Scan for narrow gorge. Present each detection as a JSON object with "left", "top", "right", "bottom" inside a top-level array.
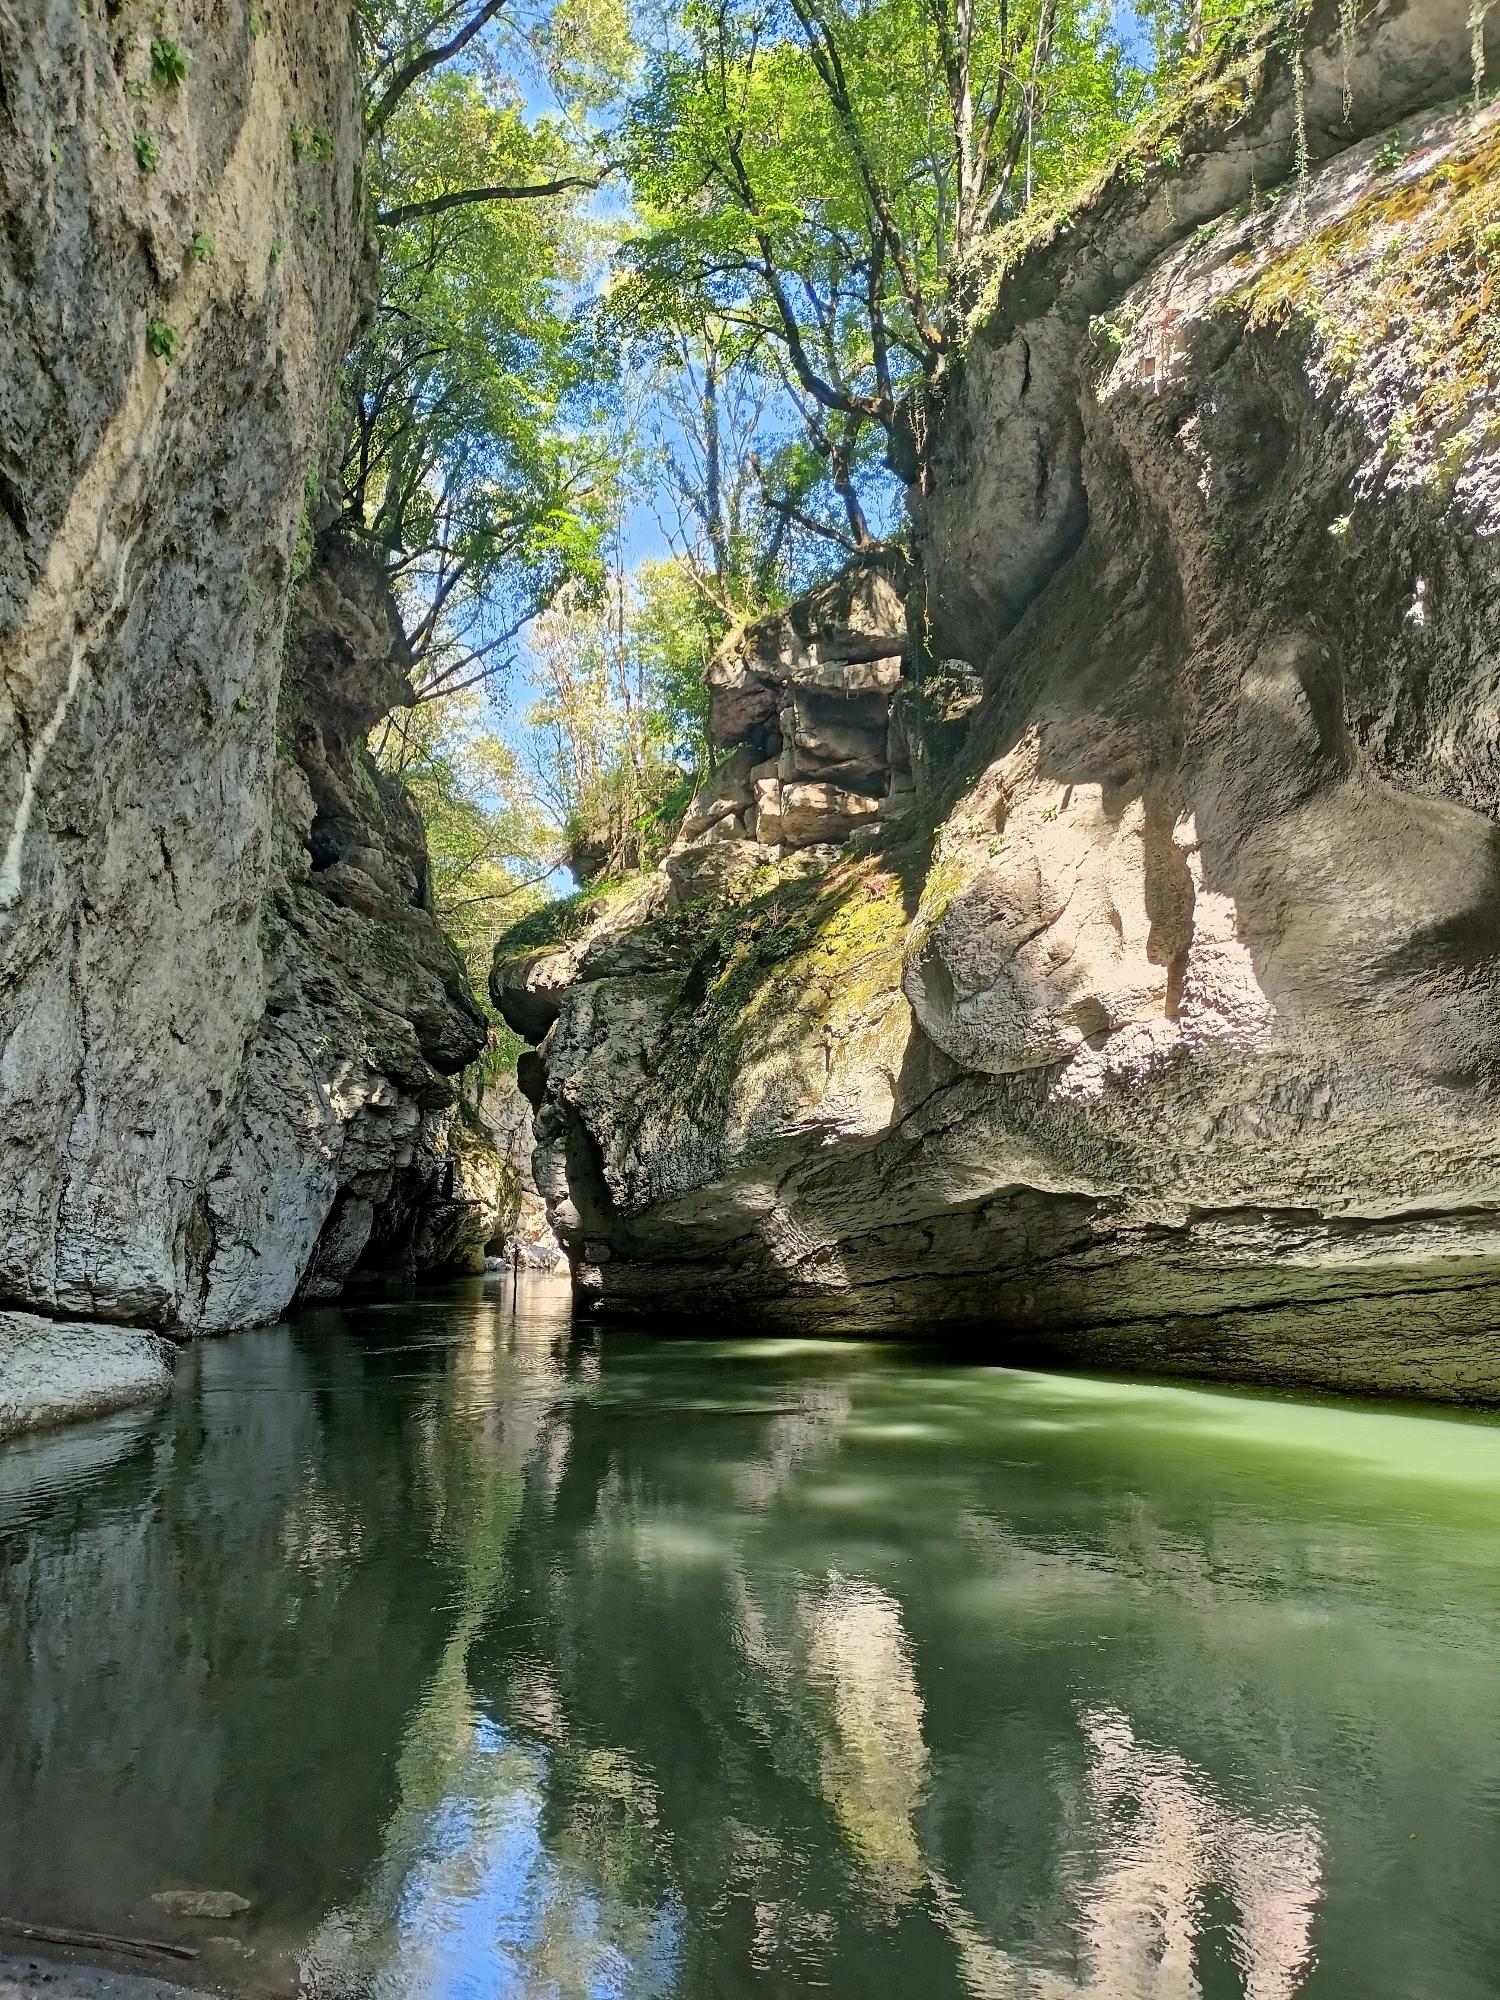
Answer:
[
  {"left": 5, "top": 0, "right": 1500, "bottom": 1432},
  {"left": 6, "top": 4, "right": 1500, "bottom": 1996}
]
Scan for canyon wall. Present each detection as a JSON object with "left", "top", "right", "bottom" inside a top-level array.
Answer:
[
  {"left": 498, "top": 0, "right": 1500, "bottom": 1400},
  {"left": 0, "top": 0, "right": 508, "bottom": 1431}
]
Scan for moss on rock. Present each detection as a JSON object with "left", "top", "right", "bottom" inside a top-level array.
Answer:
[
  {"left": 1226, "top": 118, "right": 1500, "bottom": 442},
  {"left": 492, "top": 875, "right": 642, "bottom": 962},
  {"left": 647, "top": 856, "right": 913, "bottom": 1120}
]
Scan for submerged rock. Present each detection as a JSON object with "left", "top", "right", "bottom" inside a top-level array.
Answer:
[
  {"left": 149, "top": 1890, "right": 250, "bottom": 1921},
  {"left": 0, "top": 1966, "right": 207, "bottom": 2000}
]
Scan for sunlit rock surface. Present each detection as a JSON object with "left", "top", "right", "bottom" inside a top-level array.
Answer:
[
  {"left": 0, "top": 0, "right": 363, "bottom": 1352},
  {"left": 690, "top": 556, "right": 913, "bottom": 854},
  {"left": 496, "top": 0, "right": 1500, "bottom": 1397}
]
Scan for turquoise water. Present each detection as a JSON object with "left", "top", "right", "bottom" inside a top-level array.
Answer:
[{"left": 2, "top": 1276, "right": 1499, "bottom": 1998}]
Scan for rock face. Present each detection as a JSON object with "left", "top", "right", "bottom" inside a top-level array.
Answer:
[
  {"left": 482, "top": 1074, "right": 564, "bottom": 1268},
  {"left": 196, "top": 533, "right": 493, "bottom": 1322},
  {"left": 0, "top": 0, "right": 499, "bottom": 1427},
  {"left": 0, "top": 0, "right": 364, "bottom": 1336},
  {"left": 683, "top": 556, "right": 912, "bottom": 861},
  {"left": 499, "top": 0, "right": 1500, "bottom": 1401}
]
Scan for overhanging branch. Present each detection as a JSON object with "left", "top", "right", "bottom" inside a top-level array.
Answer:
[
  {"left": 377, "top": 169, "right": 610, "bottom": 227},
  {"left": 366, "top": 0, "right": 512, "bottom": 135}
]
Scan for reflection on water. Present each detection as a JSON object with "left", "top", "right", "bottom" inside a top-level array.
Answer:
[{"left": 2, "top": 1280, "right": 1500, "bottom": 1998}]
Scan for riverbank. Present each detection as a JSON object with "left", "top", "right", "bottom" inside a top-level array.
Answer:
[{"left": 0, "top": 1956, "right": 226, "bottom": 1999}]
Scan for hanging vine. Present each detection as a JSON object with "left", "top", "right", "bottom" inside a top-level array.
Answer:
[
  {"left": 1286, "top": 0, "right": 1314, "bottom": 218},
  {"left": 1338, "top": 0, "right": 1357, "bottom": 120}
]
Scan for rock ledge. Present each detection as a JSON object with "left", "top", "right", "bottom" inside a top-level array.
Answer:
[{"left": 0, "top": 1313, "right": 172, "bottom": 1440}]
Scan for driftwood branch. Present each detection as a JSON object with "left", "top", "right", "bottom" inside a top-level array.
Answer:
[{"left": 0, "top": 1913, "right": 199, "bottom": 1964}]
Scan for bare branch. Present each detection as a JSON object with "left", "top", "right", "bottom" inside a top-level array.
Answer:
[{"left": 377, "top": 168, "right": 611, "bottom": 227}]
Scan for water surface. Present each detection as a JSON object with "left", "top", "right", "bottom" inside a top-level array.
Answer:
[{"left": 2, "top": 1278, "right": 1499, "bottom": 1998}]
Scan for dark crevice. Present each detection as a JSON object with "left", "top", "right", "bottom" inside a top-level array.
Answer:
[{"left": 0, "top": 464, "right": 26, "bottom": 539}]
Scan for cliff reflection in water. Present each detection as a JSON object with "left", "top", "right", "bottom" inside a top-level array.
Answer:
[{"left": 1, "top": 1281, "right": 1498, "bottom": 1999}]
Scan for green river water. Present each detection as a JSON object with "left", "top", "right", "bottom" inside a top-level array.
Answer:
[{"left": 1, "top": 1275, "right": 1499, "bottom": 1998}]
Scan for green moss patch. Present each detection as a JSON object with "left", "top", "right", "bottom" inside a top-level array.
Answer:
[
  {"left": 491, "top": 875, "right": 640, "bottom": 961},
  {"left": 645, "top": 858, "right": 912, "bottom": 1116},
  {"left": 1225, "top": 121, "right": 1500, "bottom": 439},
  {"left": 961, "top": 4, "right": 1294, "bottom": 342}
]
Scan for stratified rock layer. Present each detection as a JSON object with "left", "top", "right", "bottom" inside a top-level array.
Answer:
[{"left": 499, "top": 0, "right": 1500, "bottom": 1400}]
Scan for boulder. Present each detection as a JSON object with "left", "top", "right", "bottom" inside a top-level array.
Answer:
[
  {"left": 778, "top": 783, "right": 883, "bottom": 848},
  {"left": 0, "top": 1314, "right": 173, "bottom": 1440},
  {"left": 753, "top": 778, "right": 785, "bottom": 847}
]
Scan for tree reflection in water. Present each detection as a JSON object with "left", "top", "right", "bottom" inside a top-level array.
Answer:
[
  {"left": 303, "top": 1306, "right": 682, "bottom": 1998},
  {"left": 3, "top": 1285, "right": 1499, "bottom": 1999},
  {"left": 299, "top": 1301, "right": 1328, "bottom": 2000}
]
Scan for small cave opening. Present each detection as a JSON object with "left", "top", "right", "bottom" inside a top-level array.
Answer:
[{"left": 307, "top": 807, "right": 345, "bottom": 873}]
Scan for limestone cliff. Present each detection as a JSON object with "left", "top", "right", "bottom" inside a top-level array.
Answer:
[
  {"left": 200, "top": 529, "right": 498, "bottom": 1322},
  {"left": 0, "top": 0, "right": 502, "bottom": 1425},
  {"left": 497, "top": 0, "right": 1500, "bottom": 1401}
]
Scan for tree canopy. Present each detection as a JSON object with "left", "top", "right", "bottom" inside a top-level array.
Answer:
[
  {"left": 339, "top": 0, "right": 1300, "bottom": 1061},
  {"left": 616, "top": 0, "right": 1155, "bottom": 548},
  {"left": 342, "top": 0, "right": 628, "bottom": 705}
]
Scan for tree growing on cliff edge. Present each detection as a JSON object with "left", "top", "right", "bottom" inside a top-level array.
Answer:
[
  {"left": 616, "top": 0, "right": 1150, "bottom": 543},
  {"left": 339, "top": 0, "right": 641, "bottom": 1080},
  {"left": 347, "top": 0, "right": 1320, "bottom": 935},
  {"left": 614, "top": 0, "right": 1320, "bottom": 561}
]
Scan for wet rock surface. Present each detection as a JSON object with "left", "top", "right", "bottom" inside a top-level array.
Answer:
[{"left": 0, "top": 1964, "right": 210, "bottom": 2000}]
